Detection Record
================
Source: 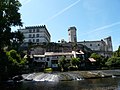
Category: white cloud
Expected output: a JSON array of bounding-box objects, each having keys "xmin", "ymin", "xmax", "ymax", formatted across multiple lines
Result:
[
  {"xmin": 42, "ymin": 0, "xmax": 81, "ymax": 23},
  {"xmin": 81, "ymin": 21, "xmax": 120, "ymax": 36}
]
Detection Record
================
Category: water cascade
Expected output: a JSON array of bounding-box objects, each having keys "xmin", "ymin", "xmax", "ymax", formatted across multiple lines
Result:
[
  {"xmin": 33, "ymin": 73, "xmax": 59, "ymax": 82},
  {"xmin": 22, "ymin": 72, "xmax": 83, "ymax": 82}
]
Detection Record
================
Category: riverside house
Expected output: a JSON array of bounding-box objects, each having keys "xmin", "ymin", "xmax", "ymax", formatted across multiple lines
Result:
[{"xmin": 32, "ymin": 51, "xmax": 84, "ymax": 68}]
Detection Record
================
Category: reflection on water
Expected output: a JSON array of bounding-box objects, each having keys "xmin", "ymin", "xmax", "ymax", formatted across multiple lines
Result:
[{"xmin": 1, "ymin": 77, "xmax": 120, "ymax": 90}]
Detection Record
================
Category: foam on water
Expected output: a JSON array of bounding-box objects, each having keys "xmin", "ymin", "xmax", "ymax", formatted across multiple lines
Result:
[
  {"xmin": 33, "ymin": 73, "xmax": 59, "ymax": 82},
  {"xmin": 23, "ymin": 72, "xmax": 83, "ymax": 82}
]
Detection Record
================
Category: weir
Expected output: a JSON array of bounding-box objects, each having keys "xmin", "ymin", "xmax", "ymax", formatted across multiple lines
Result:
[
  {"xmin": 33, "ymin": 73, "xmax": 59, "ymax": 82},
  {"xmin": 22, "ymin": 72, "xmax": 83, "ymax": 82}
]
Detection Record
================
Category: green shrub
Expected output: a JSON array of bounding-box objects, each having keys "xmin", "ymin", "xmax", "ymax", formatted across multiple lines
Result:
[
  {"xmin": 68, "ymin": 66, "xmax": 78, "ymax": 71},
  {"xmin": 44, "ymin": 68, "xmax": 53, "ymax": 73}
]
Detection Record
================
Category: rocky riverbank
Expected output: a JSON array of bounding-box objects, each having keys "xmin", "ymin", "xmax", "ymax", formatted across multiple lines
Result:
[{"xmin": 70, "ymin": 70, "xmax": 120, "ymax": 79}]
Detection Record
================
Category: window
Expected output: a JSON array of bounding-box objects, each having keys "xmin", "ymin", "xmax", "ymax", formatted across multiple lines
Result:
[
  {"xmin": 36, "ymin": 39, "xmax": 39, "ymax": 42},
  {"xmin": 29, "ymin": 30, "xmax": 32, "ymax": 33},
  {"xmin": 29, "ymin": 34, "xmax": 31, "ymax": 38},
  {"xmin": 35, "ymin": 57, "xmax": 39, "ymax": 60},
  {"xmin": 29, "ymin": 39, "xmax": 31, "ymax": 42},
  {"xmin": 36, "ymin": 34, "xmax": 39, "ymax": 37},
  {"xmin": 33, "ymin": 34, "xmax": 35, "ymax": 38},
  {"xmin": 40, "ymin": 57, "xmax": 43, "ymax": 60},
  {"xmin": 69, "ymin": 33, "xmax": 70, "ymax": 35},
  {"xmin": 37, "ymin": 29, "xmax": 39, "ymax": 32},
  {"xmin": 33, "ymin": 29, "xmax": 35, "ymax": 32},
  {"xmin": 33, "ymin": 39, "xmax": 35, "ymax": 42},
  {"xmin": 52, "ymin": 60, "xmax": 58, "ymax": 64},
  {"xmin": 90, "ymin": 44, "xmax": 92, "ymax": 46},
  {"xmin": 47, "ymin": 58, "xmax": 50, "ymax": 61}
]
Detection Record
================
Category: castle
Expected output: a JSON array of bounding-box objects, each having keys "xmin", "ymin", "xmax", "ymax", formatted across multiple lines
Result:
[
  {"xmin": 19, "ymin": 25, "xmax": 113, "ymax": 68},
  {"xmin": 19, "ymin": 25, "xmax": 113, "ymax": 56}
]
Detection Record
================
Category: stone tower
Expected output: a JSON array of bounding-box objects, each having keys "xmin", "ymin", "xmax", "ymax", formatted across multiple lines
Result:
[
  {"xmin": 68, "ymin": 26, "xmax": 77, "ymax": 42},
  {"xmin": 104, "ymin": 36, "xmax": 113, "ymax": 52}
]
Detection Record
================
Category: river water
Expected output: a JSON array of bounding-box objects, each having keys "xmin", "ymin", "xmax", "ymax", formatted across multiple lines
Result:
[{"xmin": 1, "ymin": 77, "xmax": 120, "ymax": 90}]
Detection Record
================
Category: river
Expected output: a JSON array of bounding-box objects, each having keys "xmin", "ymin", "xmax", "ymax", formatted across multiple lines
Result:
[{"xmin": 1, "ymin": 77, "xmax": 120, "ymax": 90}]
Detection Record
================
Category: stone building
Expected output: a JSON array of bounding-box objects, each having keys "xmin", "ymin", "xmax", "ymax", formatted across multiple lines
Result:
[
  {"xmin": 19, "ymin": 25, "xmax": 51, "ymax": 44},
  {"xmin": 22, "ymin": 25, "xmax": 113, "ymax": 69},
  {"xmin": 67, "ymin": 26, "xmax": 113, "ymax": 57},
  {"xmin": 68, "ymin": 26, "xmax": 77, "ymax": 42},
  {"xmin": 20, "ymin": 25, "xmax": 113, "ymax": 58},
  {"xmin": 77, "ymin": 36, "xmax": 113, "ymax": 57}
]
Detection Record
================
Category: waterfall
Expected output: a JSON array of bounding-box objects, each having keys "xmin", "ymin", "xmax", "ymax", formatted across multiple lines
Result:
[
  {"xmin": 22, "ymin": 73, "xmax": 36, "ymax": 81},
  {"xmin": 22, "ymin": 72, "xmax": 83, "ymax": 82},
  {"xmin": 33, "ymin": 73, "xmax": 59, "ymax": 82}
]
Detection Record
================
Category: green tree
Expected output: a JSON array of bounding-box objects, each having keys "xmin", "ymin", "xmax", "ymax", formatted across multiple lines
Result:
[
  {"xmin": 9, "ymin": 30, "xmax": 24, "ymax": 51},
  {"xmin": 6, "ymin": 50, "xmax": 27, "ymax": 77},
  {"xmin": 105, "ymin": 46, "xmax": 120, "ymax": 69},
  {"xmin": 69, "ymin": 58, "xmax": 81, "ymax": 71},
  {"xmin": 0, "ymin": 50, "xmax": 26, "ymax": 80},
  {"xmin": 0, "ymin": 50, "xmax": 9, "ymax": 80},
  {"xmin": 0, "ymin": 0, "xmax": 25, "ymax": 80},
  {"xmin": 105, "ymin": 57, "xmax": 120, "ymax": 68},
  {"xmin": 0, "ymin": 0, "xmax": 22, "ymax": 49},
  {"xmin": 58, "ymin": 56, "xmax": 70, "ymax": 71},
  {"xmin": 113, "ymin": 46, "xmax": 120, "ymax": 57},
  {"xmin": 71, "ymin": 58, "xmax": 80, "ymax": 67},
  {"xmin": 90, "ymin": 53, "xmax": 102, "ymax": 68}
]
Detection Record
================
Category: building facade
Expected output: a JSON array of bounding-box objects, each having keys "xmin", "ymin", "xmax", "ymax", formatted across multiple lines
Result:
[
  {"xmin": 29, "ymin": 26, "xmax": 113, "ymax": 57},
  {"xmin": 22, "ymin": 25, "xmax": 113, "ymax": 69},
  {"xmin": 19, "ymin": 25, "xmax": 51, "ymax": 44},
  {"xmin": 33, "ymin": 51, "xmax": 84, "ymax": 68},
  {"xmin": 68, "ymin": 26, "xmax": 77, "ymax": 42},
  {"xmin": 78, "ymin": 36, "xmax": 113, "ymax": 57}
]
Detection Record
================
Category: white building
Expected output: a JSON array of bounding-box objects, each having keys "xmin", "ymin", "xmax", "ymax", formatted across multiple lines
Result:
[
  {"xmin": 33, "ymin": 51, "xmax": 84, "ymax": 68},
  {"xmin": 19, "ymin": 25, "xmax": 51, "ymax": 44}
]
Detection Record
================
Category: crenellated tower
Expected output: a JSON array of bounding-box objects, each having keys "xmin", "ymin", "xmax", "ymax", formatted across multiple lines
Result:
[{"xmin": 68, "ymin": 26, "xmax": 77, "ymax": 42}]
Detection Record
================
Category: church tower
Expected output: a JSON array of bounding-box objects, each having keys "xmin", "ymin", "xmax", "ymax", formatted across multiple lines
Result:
[{"xmin": 68, "ymin": 26, "xmax": 77, "ymax": 42}]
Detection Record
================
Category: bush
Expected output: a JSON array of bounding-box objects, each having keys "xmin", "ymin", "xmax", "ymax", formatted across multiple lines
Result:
[
  {"xmin": 68, "ymin": 66, "xmax": 78, "ymax": 71},
  {"xmin": 105, "ymin": 57, "xmax": 120, "ymax": 68},
  {"xmin": 44, "ymin": 68, "xmax": 53, "ymax": 73}
]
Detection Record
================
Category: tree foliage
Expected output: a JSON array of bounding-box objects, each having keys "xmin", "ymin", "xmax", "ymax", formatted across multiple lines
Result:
[
  {"xmin": 113, "ymin": 46, "xmax": 120, "ymax": 57},
  {"xmin": 0, "ymin": 50, "xmax": 26, "ymax": 80},
  {"xmin": 0, "ymin": 0, "xmax": 26, "ymax": 81},
  {"xmin": 105, "ymin": 57, "xmax": 120, "ymax": 68},
  {"xmin": 58, "ymin": 56, "xmax": 82, "ymax": 71},
  {"xmin": 90, "ymin": 53, "xmax": 103, "ymax": 68},
  {"xmin": 0, "ymin": 0, "xmax": 22, "ymax": 49},
  {"xmin": 58, "ymin": 56, "xmax": 70, "ymax": 71},
  {"xmin": 105, "ymin": 46, "xmax": 120, "ymax": 68},
  {"xmin": 90, "ymin": 53, "xmax": 102, "ymax": 60},
  {"xmin": 8, "ymin": 50, "xmax": 26, "ymax": 75},
  {"xmin": 71, "ymin": 58, "xmax": 80, "ymax": 66},
  {"xmin": 9, "ymin": 30, "xmax": 24, "ymax": 51}
]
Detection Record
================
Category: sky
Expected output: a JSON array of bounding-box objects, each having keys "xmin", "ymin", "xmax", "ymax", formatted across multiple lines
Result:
[{"xmin": 14, "ymin": 0, "xmax": 120, "ymax": 51}]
